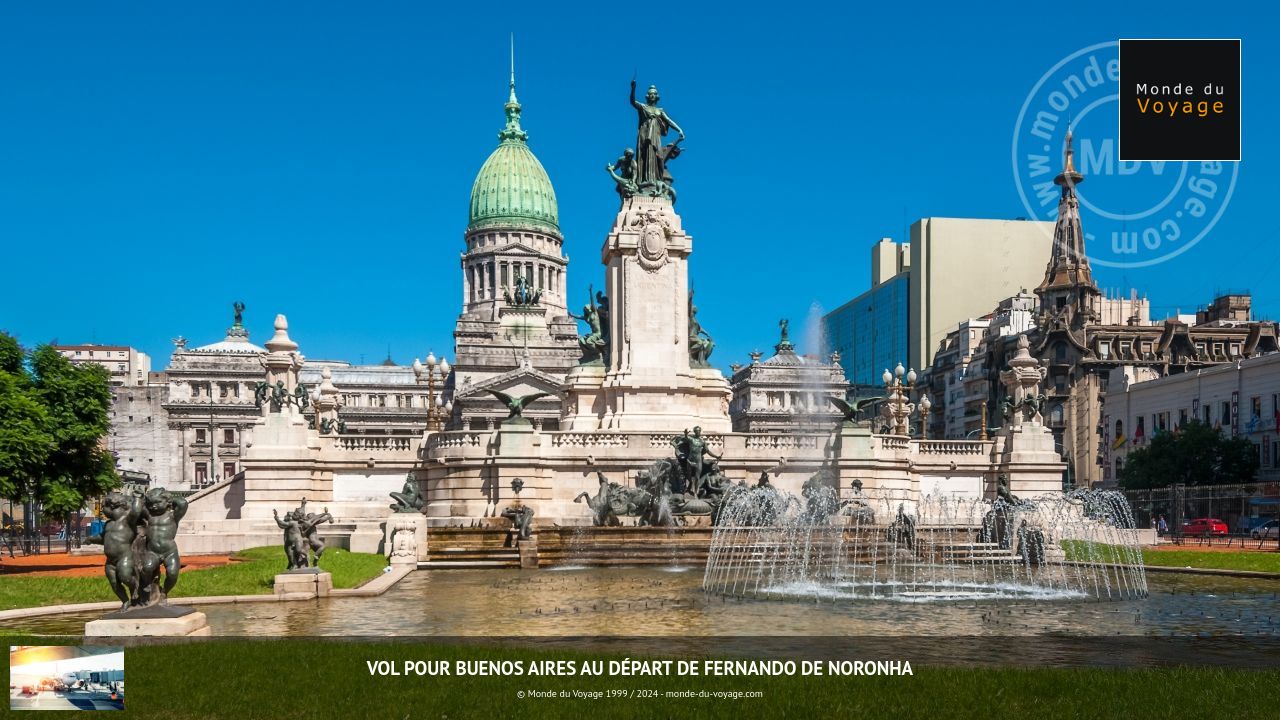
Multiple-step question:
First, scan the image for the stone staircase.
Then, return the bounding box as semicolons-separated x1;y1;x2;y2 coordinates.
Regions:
419;526;715;569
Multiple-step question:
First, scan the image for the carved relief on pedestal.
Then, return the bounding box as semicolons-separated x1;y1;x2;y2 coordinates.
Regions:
631;206;671;272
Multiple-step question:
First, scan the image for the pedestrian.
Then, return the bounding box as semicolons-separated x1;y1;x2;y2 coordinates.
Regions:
1157;515;1168;536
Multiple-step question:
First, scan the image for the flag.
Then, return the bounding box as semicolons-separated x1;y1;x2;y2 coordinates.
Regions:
1112;434;1127;450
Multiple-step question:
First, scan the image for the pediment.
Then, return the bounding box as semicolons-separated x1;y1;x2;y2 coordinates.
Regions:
454;367;564;401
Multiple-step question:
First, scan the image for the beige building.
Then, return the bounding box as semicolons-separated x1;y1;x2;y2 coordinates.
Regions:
56;344;152;387
908;217;1055;372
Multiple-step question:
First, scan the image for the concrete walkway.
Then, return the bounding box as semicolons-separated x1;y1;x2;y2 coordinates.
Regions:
0;564;414;623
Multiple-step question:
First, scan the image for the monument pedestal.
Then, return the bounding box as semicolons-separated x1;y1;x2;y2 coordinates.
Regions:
1000;423;1067;497
273;569;333;598
85;607;211;637
517;536;539;569
385;513;427;563
561;195;731;432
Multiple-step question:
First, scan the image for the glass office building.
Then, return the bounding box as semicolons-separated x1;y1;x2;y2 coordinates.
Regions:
822;273;909;388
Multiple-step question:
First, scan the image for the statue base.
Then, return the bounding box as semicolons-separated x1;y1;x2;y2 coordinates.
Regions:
273;570;333;598
85;609;210;637
385;513;427;564
517;536;539;569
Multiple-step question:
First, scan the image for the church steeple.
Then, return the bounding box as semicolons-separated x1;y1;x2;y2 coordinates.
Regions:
1035;129;1099;322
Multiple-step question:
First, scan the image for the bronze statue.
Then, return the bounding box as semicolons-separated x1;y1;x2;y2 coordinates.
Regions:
502;479;535;541
826;396;884;425
98;491;143;609
92;488;189;612
670;427;720;496
390;474;424;513
506;272;541;307
779;318;790;345
606;148;638;198
233;301;245;326
626;79;684;200
688;291;714;368
136;488;188;606
996;473;1021;506
485;389;552;424
275;498;332;569
569;285;609;365
574;473;622;527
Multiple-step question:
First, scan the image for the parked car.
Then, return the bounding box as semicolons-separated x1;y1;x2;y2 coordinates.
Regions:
1181;518;1228;536
1250;519;1278;540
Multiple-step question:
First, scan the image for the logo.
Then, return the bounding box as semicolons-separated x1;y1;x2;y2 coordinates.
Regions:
1012;41;1237;268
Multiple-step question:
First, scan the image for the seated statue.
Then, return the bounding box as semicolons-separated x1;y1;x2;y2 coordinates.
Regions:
390;474;424;513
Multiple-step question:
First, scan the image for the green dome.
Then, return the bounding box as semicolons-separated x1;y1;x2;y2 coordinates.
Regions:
467;82;560;237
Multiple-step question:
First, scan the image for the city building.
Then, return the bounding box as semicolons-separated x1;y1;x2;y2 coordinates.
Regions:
823;238;910;390
923;133;1279;487
728;322;848;434
822;218;1054;389
56;344;151;386
1102;353;1280;487
908;217;1055;373
446;69;581;430
105;305;442;491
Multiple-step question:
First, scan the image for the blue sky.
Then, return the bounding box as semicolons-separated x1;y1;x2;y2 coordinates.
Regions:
1;2;1272;372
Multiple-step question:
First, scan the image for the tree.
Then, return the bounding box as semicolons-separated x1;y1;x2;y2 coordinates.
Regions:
1119;419;1260;490
0;333;119;548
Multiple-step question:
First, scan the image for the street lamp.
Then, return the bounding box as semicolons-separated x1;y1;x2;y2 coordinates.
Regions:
413;353;451;432
882;363;919;436
919;394;932;439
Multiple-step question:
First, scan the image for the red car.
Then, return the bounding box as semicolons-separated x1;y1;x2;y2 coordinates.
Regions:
1181;518;1228;536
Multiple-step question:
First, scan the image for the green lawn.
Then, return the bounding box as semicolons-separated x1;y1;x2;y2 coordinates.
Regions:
1064;540;1280;573
0;546;387;611
4;638;1275;719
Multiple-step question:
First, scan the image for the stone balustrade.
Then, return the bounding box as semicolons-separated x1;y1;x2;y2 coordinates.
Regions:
336;435;415;453
744;434;822;450
914;440;991;455
879;436;910;450
426;432;485;450
551;433;629;448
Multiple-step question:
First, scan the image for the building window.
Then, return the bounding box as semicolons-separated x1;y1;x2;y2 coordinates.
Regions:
223;428;235;444
223;462;236;479
1049;404;1064;427
1120;341;1132;358
194;463;208;484
1098;342;1110;359
195;428;207;444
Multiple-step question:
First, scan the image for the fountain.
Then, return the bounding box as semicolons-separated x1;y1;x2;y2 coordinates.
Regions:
703;481;1148;602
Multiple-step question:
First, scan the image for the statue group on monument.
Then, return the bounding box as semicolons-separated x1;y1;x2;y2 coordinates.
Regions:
570;285;610;366
575;427;784;528
607;79;684;202
254;378;310;412
274;498;333;570
95;487;189;612
502;271;541;307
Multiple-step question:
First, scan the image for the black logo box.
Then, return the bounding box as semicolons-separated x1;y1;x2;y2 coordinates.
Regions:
1119;39;1240;161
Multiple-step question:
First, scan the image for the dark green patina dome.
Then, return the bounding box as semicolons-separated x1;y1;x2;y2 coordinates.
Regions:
467;80;559;237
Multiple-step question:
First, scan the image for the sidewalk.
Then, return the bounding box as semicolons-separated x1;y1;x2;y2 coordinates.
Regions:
0;551;237;577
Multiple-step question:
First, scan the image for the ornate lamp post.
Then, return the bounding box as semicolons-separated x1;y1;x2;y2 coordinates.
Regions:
919;394;932;439
881;363;918;436
413;353;453;432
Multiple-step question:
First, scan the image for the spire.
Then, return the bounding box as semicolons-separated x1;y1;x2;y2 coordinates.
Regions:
498;34;527;143
1035;129;1098;306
